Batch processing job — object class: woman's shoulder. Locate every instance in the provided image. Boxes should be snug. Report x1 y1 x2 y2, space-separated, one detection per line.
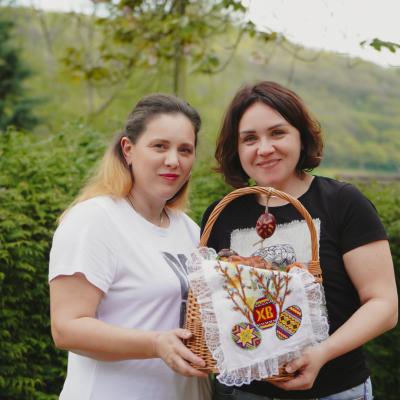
312 175 385 236
168 209 200 234
312 176 365 202
313 175 353 192
59 196 120 230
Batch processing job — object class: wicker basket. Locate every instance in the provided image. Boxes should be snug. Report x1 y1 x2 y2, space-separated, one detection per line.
184 186 323 381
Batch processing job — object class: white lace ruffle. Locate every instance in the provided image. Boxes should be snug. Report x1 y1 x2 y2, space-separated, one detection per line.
188 247 329 386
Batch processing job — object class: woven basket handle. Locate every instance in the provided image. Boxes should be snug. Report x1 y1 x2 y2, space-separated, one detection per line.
200 186 322 282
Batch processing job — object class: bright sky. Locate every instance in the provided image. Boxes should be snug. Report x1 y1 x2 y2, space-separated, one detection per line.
23 0 400 68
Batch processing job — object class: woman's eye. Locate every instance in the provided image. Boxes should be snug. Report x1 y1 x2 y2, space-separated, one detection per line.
179 147 193 154
153 143 166 150
271 130 285 136
242 135 257 143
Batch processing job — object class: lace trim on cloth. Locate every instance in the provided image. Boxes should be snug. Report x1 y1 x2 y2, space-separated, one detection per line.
188 247 329 386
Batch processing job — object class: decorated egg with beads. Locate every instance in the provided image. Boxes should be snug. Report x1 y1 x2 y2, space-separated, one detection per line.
252 297 277 330
256 212 276 239
276 305 302 340
217 248 238 260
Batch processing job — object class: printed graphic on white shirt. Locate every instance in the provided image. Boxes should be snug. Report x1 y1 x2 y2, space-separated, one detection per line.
162 252 189 327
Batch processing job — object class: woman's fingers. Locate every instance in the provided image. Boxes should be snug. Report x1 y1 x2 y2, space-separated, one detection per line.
174 328 192 340
174 329 206 367
178 342 206 367
171 355 209 377
271 346 326 390
155 329 208 377
272 371 313 390
284 356 305 374
272 356 310 390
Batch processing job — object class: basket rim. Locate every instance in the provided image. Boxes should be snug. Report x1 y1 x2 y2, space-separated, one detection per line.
200 186 322 281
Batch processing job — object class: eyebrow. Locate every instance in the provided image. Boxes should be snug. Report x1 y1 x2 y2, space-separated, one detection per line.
239 123 288 135
150 138 194 147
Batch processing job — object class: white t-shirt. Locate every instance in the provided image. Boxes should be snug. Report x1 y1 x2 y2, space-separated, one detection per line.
49 196 210 400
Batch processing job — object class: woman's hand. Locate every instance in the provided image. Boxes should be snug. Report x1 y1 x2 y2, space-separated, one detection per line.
271 345 327 391
274 240 398 392
50 274 210 369
153 328 208 378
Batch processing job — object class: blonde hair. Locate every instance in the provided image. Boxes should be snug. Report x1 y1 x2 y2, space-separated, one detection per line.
61 94 201 220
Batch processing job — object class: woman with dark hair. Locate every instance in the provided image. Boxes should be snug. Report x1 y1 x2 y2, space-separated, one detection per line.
49 94 211 400
202 81 397 399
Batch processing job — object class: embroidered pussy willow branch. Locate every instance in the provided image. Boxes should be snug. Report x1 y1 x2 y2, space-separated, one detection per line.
250 269 291 314
215 261 253 324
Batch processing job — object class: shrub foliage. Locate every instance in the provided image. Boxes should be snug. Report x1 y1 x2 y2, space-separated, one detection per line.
0 127 105 398
357 181 400 400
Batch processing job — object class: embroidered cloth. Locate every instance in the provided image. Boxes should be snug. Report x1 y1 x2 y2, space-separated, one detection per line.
188 248 329 386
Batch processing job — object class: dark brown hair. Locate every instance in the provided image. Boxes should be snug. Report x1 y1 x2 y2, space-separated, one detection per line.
215 81 323 188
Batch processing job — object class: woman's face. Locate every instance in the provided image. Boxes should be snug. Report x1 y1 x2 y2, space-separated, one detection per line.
123 113 196 204
237 102 302 190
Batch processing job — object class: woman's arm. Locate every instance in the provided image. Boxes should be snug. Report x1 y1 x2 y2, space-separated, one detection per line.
50 273 207 378
273 240 398 390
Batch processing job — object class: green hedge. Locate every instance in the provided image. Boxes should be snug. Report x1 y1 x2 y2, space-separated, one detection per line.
356 181 400 400
0 128 398 398
0 127 106 399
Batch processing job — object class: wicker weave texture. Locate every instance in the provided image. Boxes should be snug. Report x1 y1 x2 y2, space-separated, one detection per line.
184 186 322 381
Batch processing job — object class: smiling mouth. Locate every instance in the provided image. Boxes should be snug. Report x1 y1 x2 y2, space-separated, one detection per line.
257 160 280 168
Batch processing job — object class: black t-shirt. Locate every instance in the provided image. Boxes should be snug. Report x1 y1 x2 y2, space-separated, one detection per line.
201 176 387 398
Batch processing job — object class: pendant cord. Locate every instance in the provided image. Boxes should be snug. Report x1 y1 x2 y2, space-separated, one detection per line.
127 194 165 227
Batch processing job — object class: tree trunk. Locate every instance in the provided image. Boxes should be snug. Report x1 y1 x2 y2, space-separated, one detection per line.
173 0 186 97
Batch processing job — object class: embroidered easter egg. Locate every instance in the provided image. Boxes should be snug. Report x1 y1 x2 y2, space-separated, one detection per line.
253 297 277 330
276 305 302 340
231 322 261 350
256 212 276 239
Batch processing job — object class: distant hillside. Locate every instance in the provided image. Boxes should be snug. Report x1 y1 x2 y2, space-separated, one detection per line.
4 6 400 173
190 37 400 173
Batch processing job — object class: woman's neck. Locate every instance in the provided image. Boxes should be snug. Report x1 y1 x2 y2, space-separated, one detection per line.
127 190 167 227
257 174 314 206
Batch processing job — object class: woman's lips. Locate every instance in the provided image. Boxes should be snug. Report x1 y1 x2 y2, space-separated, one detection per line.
256 159 280 168
159 173 180 181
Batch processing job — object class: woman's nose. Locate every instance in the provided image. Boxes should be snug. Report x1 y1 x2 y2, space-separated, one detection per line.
164 150 179 167
257 138 275 156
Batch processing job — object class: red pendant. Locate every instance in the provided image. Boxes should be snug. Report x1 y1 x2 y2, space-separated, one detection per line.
256 212 276 239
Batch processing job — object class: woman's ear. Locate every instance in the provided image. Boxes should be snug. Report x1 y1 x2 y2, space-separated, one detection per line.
120 137 134 166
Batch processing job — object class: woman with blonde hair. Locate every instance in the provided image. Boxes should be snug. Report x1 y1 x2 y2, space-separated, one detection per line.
49 94 211 400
